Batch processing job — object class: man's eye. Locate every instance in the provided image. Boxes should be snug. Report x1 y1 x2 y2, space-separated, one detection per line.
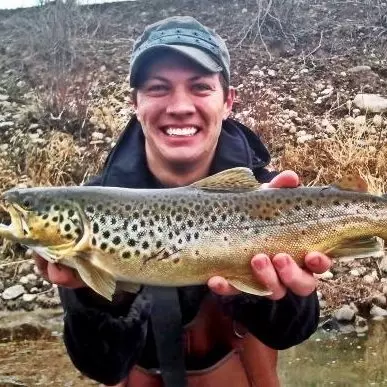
147 84 168 92
192 83 212 92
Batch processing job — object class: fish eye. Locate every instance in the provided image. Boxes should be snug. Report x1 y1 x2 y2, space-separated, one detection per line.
21 198 32 209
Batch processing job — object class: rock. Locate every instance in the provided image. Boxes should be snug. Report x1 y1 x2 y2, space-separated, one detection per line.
370 304 387 317
91 131 105 140
2 285 25 300
372 294 387 307
334 305 356 322
363 274 376 284
354 115 366 127
267 69 276 77
320 318 340 331
0 121 14 129
354 315 369 334
315 270 334 280
350 269 361 277
373 115 384 127
296 134 314 144
321 87 334 96
0 94 9 101
353 94 387 113
348 65 372 73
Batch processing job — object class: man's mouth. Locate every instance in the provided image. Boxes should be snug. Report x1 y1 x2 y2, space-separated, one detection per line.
163 127 199 137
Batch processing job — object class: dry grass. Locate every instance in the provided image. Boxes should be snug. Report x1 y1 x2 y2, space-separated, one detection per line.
274 121 387 194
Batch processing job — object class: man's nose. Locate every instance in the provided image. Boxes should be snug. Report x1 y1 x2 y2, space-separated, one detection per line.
165 89 195 116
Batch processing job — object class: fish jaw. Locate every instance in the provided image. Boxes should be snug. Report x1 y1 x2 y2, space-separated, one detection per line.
0 202 31 243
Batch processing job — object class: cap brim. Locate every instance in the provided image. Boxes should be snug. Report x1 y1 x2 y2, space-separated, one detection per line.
130 45 222 87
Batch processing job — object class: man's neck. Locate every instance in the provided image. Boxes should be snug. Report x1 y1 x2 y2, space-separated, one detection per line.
146 154 212 187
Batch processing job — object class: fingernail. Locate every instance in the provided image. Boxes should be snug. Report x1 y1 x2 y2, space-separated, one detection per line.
309 256 320 267
252 257 268 270
274 255 289 270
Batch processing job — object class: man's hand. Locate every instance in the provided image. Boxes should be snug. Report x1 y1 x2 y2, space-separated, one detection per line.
34 254 86 288
208 170 332 298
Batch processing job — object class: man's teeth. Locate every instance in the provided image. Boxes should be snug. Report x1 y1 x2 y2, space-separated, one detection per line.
165 127 198 136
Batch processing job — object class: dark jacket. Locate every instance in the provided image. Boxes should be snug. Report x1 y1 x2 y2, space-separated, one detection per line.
59 117 320 386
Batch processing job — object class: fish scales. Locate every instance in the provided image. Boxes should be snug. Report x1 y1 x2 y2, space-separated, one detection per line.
1 167 387 300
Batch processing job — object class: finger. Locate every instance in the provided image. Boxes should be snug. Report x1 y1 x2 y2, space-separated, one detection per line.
266 170 300 189
208 276 241 296
272 253 316 297
33 254 49 280
251 254 286 300
304 252 332 274
46 263 85 288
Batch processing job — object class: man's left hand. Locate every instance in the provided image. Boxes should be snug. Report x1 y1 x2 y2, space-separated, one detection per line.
208 170 332 299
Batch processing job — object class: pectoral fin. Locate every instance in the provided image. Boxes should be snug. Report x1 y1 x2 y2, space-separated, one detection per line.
73 255 116 301
116 281 141 294
228 276 272 296
326 236 385 259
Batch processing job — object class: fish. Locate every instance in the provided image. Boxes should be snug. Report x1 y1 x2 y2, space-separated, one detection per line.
0 167 386 301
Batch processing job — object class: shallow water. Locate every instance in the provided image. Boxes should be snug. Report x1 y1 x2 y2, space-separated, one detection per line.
2 318 387 386
279 319 387 386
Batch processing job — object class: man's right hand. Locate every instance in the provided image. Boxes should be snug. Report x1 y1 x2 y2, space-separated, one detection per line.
34 254 86 288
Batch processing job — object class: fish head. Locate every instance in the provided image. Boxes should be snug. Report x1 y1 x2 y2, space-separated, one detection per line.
0 187 84 248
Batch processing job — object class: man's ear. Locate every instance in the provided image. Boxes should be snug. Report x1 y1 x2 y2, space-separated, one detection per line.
223 87 235 120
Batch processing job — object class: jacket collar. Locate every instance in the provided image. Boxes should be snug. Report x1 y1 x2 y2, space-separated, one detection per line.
100 116 271 188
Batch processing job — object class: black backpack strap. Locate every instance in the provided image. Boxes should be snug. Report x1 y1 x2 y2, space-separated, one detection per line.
146 286 187 387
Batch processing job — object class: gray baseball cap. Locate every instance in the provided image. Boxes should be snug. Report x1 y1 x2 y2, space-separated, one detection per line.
129 16 230 87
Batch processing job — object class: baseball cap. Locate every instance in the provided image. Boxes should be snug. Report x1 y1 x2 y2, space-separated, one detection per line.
129 16 230 87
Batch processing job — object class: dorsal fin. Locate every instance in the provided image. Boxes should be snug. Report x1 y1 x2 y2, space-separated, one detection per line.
332 172 368 193
189 167 261 191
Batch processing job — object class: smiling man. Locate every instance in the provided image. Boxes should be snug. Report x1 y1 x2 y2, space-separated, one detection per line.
34 16 331 387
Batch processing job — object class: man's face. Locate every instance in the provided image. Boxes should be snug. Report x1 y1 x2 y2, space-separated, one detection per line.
134 52 235 170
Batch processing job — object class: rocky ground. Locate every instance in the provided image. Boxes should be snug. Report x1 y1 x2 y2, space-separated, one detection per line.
0 0 386 337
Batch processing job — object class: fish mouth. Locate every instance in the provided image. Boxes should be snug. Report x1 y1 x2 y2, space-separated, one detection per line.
0 200 31 242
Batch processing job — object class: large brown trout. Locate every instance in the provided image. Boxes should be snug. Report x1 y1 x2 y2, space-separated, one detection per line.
0 167 386 300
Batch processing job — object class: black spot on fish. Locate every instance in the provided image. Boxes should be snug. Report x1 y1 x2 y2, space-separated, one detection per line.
155 214 160 221
140 220 146 227
125 204 132 211
156 240 162 248
123 220 129 229
66 234 73 240
194 232 199 240
75 229 81 235
105 209 111 216
42 214 49 220
133 212 139 219
97 204 103 211
168 232 173 240
204 199 210 205
211 215 217 222
111 218 117 225
112 236 121 245
239 215 245 222
135 250 141 257
198 218 204 226
203 211 209 218
132 224 138 232
122 251 131 259
149 219 154 226
301 230 306 235
143 210 150 216
178 238 182 244
306 199 313 206
68 209 75 217
195 250 199 256
194 204 200 211
54 205 60 211
171 210 176 216
128 239 136 246
187 220 194 227
44 222 49 228
109 248 115 254
52 216 58 222
294 205 301 211
142 241 149 249
224 236 228 241
103 230 110 239
100 216 106 224
160 204 166 211
173 258 180 264
186 234 191 242
333 200 340 206
344 202 349 208
92 237 97 246
93 223 99 234
158 226 163 233
264 217 271 221
176 214 182 222
100 243 107 251
149 230 154 237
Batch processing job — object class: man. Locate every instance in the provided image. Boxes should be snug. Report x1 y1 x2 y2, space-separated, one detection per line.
35 16 331 386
